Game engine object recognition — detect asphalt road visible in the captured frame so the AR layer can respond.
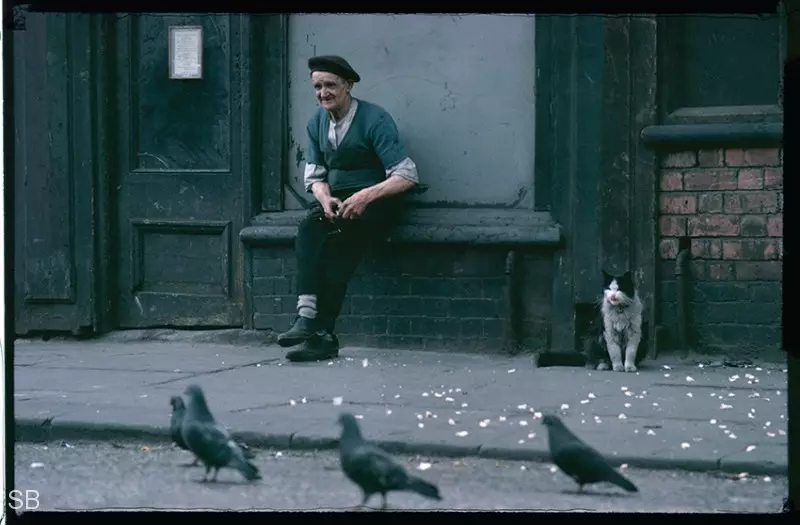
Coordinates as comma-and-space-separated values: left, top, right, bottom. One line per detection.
15, 441, 787, 512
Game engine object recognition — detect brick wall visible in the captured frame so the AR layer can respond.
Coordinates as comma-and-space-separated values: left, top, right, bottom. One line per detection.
657, 147, 783, 353
249, 245, 553, 352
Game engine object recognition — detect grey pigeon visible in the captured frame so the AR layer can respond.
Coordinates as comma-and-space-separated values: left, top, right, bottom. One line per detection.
170, 396, 200, 467
170, 395, 255, 467
181, 384, 261, 482
541, 414, 638, 493
337, 412, 442, 509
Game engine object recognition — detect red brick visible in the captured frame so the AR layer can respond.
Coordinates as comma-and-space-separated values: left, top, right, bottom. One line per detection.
691, 261, 707, 280
767, 215, 783, 237
722, 240, 741, 260
706, 262, 737, 281
721, 239, 780, 260
745, 148, 781, 167
735, 261, 782, 281
740, 215, 768, 237
659, 238, 679, 259
687, 214, 740, 237
737, 169, 764, 189
659, 194, 697, 214
661, 152, 697, 168
723, 193, 743, 214
763, 168, 782, 189
740, 191, 780, 214
697, 149, 725, 167
683, 169, 737, 190
760, 239, 782, 260
725, 148, 781, 167
691, 239, 722, 259
659, 216, 687, 237
725, 149, 745, 166
698, 192, 723, 213
692, 260, 708, 281
659, 171, 683, 191
722, 239, 781, 261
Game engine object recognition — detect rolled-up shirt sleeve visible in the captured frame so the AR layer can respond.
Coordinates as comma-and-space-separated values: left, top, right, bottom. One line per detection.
386, 157, 419, 184
304, 163, 328, 193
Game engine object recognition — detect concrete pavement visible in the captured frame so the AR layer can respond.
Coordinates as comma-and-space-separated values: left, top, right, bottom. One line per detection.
13, 331, 790, 475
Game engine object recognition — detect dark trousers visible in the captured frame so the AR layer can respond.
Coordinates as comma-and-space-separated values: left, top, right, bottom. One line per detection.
295, 190, 402, 333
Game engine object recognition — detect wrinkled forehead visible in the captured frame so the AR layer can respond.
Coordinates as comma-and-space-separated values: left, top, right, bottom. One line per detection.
311, 71, 346, 86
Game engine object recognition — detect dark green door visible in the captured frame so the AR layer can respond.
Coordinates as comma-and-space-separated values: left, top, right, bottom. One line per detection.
113, 14, 250, 327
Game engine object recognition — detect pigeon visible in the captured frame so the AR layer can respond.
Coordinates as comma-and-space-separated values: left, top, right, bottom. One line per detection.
180, 384, 261, 482
337, 412, 442, 509
170, 396, 200, 467
170, 395, 255, 467
541, 414, 638, 493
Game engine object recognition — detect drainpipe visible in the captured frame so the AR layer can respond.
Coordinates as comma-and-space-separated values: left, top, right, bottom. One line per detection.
675, 247, 691, 355
504, 250, 522, 354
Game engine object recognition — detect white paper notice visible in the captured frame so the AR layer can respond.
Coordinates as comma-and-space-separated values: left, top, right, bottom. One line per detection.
170, 27, 202, 79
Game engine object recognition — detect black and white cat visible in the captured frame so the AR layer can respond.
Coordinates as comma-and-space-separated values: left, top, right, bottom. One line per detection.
585, 270, 646, 372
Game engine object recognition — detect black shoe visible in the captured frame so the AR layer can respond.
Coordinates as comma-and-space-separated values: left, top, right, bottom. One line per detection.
286, 331, 340, 363
277, 316, 319, 348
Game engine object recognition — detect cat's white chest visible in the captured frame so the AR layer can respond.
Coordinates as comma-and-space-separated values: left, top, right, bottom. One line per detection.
612, 321, 627, 332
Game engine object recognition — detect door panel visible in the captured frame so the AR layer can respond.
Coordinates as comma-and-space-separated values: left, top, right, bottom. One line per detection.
14, 13, 95, 334
114, 14, 248, 327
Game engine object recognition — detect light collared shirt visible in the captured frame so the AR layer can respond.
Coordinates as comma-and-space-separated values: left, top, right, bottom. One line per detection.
303, 98, 420, 192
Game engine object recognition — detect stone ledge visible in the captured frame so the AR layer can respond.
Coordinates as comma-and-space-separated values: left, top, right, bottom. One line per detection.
241, 208, 564, 247
640, 122, 783, 150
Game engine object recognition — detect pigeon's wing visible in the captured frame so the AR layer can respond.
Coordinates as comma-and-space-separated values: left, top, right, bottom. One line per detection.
236, 440, 256, 459
345, 444, 407, 491
553, 441, 615, 483
183, 420, 237, 466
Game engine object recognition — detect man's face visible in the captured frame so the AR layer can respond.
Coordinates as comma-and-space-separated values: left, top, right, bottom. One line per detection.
311, 71, 351, 113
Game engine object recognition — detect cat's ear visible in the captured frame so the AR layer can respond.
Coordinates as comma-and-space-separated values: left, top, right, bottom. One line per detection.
620, 270, 638, 288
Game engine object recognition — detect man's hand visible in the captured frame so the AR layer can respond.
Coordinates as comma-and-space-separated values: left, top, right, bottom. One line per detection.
320, 195, 343, 221
338, 189, 374, 220
311, 182, 342, 221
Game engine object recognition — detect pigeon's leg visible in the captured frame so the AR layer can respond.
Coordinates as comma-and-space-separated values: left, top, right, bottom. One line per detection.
381, 493, 388, 510
210, 467, 220, 482
576, 483, 584, 493
360, 492, 371, 508
201, 465, 211, 482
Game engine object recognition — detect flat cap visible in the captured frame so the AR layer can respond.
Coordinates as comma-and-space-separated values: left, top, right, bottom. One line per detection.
308, 55, 360, 83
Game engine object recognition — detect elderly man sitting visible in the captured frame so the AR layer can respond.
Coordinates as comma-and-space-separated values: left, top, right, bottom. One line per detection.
276, 55, 420, 363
